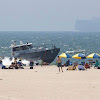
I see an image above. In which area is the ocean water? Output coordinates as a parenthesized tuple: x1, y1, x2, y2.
(0, 31, 100, 64)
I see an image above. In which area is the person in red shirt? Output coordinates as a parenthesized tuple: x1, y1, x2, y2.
(85, 63, 90, 69)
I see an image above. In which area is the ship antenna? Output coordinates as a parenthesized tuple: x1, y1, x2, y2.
(11, 40, 16, 46)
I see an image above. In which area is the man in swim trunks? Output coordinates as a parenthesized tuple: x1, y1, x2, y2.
(56, 56, 63, 72)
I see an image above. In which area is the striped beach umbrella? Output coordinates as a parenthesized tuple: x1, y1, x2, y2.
(87, 53, 100, 58)
(59, 53, 71, 58)
(72, 53, 86, 59)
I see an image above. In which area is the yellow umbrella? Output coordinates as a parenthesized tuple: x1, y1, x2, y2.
(72, 53, 86, 59)
(87, 53, 100, 58)
(59, 53, 71, 58)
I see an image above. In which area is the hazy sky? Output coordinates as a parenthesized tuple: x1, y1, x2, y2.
(0, 0, 100, 31)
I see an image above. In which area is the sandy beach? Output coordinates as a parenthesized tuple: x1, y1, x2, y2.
(0, 65, 100, 100)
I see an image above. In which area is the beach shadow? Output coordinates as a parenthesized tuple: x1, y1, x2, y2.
(35, 71, 38, 72)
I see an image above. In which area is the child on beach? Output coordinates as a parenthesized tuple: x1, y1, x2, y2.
(56, 56, 63, 72)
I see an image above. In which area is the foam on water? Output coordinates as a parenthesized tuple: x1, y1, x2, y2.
(22, 59, 29, 66)
(2, 57, 13, 65)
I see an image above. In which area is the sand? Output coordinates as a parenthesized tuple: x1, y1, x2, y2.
(0, 65, 100, 100)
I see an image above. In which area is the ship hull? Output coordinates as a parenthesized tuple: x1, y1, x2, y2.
(15, 48, 60, 64)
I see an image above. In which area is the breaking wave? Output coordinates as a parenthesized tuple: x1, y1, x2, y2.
(2, 57, 29, 66)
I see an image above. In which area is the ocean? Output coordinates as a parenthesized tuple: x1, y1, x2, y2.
(0, 31, 100, 64)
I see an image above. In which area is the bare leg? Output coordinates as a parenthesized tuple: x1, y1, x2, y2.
(59, 67, 60, 72)
(18, 64, 20, 68)
(61, 67, 63, 72)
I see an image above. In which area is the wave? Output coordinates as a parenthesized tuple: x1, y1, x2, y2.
(66, 49, 86, 54)
(2, 57, 29, 66)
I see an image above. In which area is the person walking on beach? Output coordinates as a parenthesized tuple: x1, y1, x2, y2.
(56, 56, 63, 72)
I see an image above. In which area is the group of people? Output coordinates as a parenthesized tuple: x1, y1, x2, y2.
(8, 58, 24, 69)
(0, 58, 26, 69)
(0, 58, 47, 69)
(56, 56, 100, 72)
(0, 58, 39, 69)
(9, 58, 35, 69)
(0, 56, 99, 71)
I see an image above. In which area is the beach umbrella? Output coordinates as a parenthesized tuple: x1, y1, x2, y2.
(87, 53, 100, 58)
(72, 53, 86, 59)
(59, 53, 71, 58)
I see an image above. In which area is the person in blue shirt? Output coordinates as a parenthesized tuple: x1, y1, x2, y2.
(78, 64, 85, 70)
(29, 60, 34, 69)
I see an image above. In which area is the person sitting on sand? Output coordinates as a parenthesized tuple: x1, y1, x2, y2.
(17, 59, 24, 69)
(65, 60, 70, 66)
(9, 62, 15, 69)
(0, 60, 7, 69)
(0, 60, 2, 68)
(13, 58, 19, 69)
(73, 64, 76, 70)
(74, 62, 78, 66)
(14, 58, 17, 64)
(56, 56, 63, 72)
(85, 63, 90, 69)
(78, 64, 85, 70)
(18, 59, 23, 66)
(66, 64, 76, 70)
(81, 62, 85, 66)
(94, 60, 99, 68)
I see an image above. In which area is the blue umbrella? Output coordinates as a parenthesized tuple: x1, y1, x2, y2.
(72, 53, 86, 59)
(87, 53, 100, 58)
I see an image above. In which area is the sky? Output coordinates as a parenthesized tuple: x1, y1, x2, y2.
(0, 0, 100, 31)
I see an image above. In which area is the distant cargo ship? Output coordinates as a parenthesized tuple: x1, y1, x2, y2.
(75, 18, 100, 32)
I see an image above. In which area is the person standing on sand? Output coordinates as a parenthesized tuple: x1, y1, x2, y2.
(41, 60, 43, 67)
(56, 56, 63, 72)
(29, 60, 34, 69)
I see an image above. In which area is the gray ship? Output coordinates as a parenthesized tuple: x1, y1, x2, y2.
(10, 41, 60, 64)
